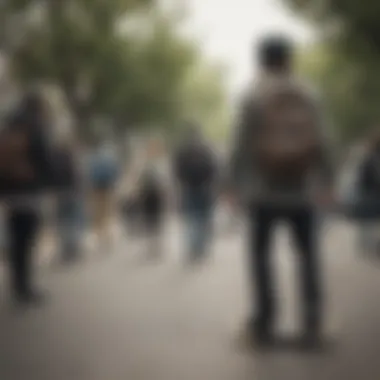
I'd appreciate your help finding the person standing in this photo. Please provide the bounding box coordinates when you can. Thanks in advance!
[228,36,335,347]
[173,125,218,264]
[89,140,120,249]
[55,139,85,264]
[1,90,58,305]
[137,138,168,259]
[138,166,165,259]
[349,132,380,256]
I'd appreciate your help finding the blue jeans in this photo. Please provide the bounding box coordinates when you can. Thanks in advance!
[182,190,213,259]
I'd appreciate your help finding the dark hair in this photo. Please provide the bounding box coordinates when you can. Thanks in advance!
[258,35,294,71]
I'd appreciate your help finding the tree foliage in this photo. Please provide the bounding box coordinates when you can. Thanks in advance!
[180,61,230,141]
[286,0,380,143]
[1,0,228,141]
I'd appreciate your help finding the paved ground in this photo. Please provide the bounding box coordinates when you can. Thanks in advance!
[1,216,380,380]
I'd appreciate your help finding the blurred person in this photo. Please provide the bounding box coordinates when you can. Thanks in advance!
[120,191,142,236]
[89,139,120,249]
[1,90,58,305]
[349,131,380,256]
[138,166,166,259]
[140,137,168,258]
[228,35,334,347]
[54,139,86,264]
[173,124,218,264]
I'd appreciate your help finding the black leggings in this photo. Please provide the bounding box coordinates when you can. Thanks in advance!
[248,204,322,330]
[7,209,40,297]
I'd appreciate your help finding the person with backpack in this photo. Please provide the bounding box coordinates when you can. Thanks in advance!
[173,125,218,264]
[228,36,335,347]
[1,90,58,305]
[89,140,120,249]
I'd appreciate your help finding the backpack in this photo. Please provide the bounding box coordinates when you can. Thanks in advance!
[255,84,321,182]
[0,125,42,197]
[0,130,33,182]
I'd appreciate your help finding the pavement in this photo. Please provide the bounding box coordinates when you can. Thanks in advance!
[1,215,380,380]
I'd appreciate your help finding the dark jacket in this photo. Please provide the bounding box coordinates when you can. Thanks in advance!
[140,172,164,216]
[0,109,57,197]
[173,140,218,194]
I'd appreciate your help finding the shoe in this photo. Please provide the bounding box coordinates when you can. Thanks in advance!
[299,329,323,350]
[237,319,273,350]
[300,315,322,350]
[15,289,48,307]
[252,321,273,347]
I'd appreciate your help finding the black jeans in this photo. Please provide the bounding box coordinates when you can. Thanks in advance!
[248,203,322,331]
[7,209,40,298]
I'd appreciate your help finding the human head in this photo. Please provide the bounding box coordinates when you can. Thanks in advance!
[258,35,294,73]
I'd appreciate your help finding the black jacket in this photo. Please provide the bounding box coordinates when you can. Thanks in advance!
[173,141,218,192]
[0,110,57,197]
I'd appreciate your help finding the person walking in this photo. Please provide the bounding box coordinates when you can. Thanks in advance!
[173,125,218,264]
[349,132,380,256]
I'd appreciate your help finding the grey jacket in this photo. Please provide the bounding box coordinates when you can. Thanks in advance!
[228,73,335,206]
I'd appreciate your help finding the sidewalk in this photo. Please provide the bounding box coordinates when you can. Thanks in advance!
[2,217,380,380]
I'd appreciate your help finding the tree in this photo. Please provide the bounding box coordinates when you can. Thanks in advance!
[285,0,380,143]
[284,0,380,53]
[179,60,230,142]
[6,0,198,138]
[9,0,152,133]
[3,0,228,145]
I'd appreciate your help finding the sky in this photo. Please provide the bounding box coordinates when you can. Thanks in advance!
[182,0,315,97]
